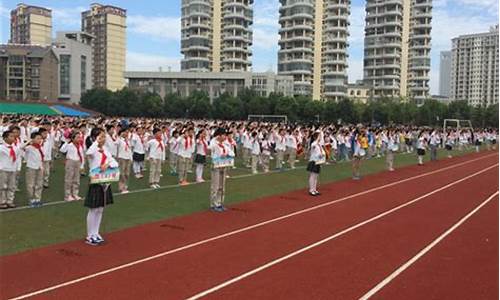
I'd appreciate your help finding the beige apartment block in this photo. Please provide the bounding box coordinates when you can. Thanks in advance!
[450,25,499,107]
[363,0,432,103]
[181,0,253,72]
[82,3,127,91]
[10,3,52,46]
[277,0,350,101]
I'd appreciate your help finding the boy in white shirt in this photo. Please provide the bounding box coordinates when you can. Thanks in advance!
[169,131,180,176]
[131,127,146,178]
[0,130,20,209]
[250,131,261,174]
[177,127,195,185]
[60,132,84,201]
[116,128,133,193]
[147,128,165,188]
[24,131,45,207]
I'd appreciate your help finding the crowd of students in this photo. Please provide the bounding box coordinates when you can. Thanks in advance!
[0,116,497,245]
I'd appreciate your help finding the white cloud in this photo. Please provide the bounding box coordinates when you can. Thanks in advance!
[126,51,181,72]
[253,27,279,50]
[128,15,181,42]
[51,6,86,27]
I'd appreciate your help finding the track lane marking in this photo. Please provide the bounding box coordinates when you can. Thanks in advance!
[6,155,497,300]
[359,190,499,300]
[185,164,498,300]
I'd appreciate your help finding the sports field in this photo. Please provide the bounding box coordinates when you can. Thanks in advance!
[0,148,498,299]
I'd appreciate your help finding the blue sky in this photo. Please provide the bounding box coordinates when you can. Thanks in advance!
[0,0,498,94]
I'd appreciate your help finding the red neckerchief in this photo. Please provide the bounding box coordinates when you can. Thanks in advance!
[123,138,129,151]
[184,136,191,149]
[75,142,83,163]
[8,145,16,162]
[14,138,20,146]
[200,137,208,154]
[157,137,164,151]
[32,143,44,161]
[218,142,226,155]
[98,148,107,167]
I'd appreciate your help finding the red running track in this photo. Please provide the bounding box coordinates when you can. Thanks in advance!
[0,151,498,300]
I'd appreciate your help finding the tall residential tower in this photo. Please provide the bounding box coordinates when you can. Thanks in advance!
[10,3,52,46]
[363,0,432,103]
[450,25,499,106]
[277,0,350,101]
[82,3,127,91]
[181,0,254,72]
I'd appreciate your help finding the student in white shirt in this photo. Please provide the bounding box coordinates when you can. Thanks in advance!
[307,132,325,196]
[177,127,195,185]
[131,127,146,178]
[260,133,272,173]
[60,132,84,201]
[39,127,53,188]
[194,129,209,182]
[209,128,234,212]
[84,129,119,246]
[24,131,45,207]
[416,131,427,165]
[116,128,133,193]
[386,130,398,171]
[250,131,261,174]
[0,130,21,209]
[105,125,118,157]
[146,128,165,189]
[241,129,252,168]
[286,130,299,169]
[274,129,287,170]
[168,131,180,176]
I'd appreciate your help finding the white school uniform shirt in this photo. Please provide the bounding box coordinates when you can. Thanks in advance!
[274,133,287,151]
[210,139,235,159]
[86,142,118,170]
[177,135,195,159]
[131,133,146,154]
[24,144,44,170]
[251,137,261,155]
[261,139,272,156]
[429,132,440,146]
[13,138,24,171]
[196,137,209,156]
[60,142,84,162]
[417,136,426,149]
[286,134,298,149]
[309,141,325,162]
[41,137,53,161]
[169,137,179,154]
[147,138,166,160]
[242,132,252,149]
[116,137,133,160]
[0,143,21,172]
[105,133,118,157]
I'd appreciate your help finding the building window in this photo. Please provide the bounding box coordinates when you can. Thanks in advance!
[60,55,71,95]
[81,55,87,92]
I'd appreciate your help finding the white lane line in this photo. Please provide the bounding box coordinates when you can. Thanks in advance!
[359,190,499,300]
[184,164,498,300]
[7,159,497,300]
[1,151,494,213]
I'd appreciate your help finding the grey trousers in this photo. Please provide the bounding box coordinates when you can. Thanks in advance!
[210,168,227,208]
[64,159,81,199]
[26,167,43,200]
[0,170,16,205]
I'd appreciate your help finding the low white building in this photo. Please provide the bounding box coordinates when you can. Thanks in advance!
[52,31,93,104]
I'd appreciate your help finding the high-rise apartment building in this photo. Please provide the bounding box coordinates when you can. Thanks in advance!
[363,0,432,103]
[450,25,499,106]
[439,50,451,97]
[82,3,126,91]
[277,0,350,101]
[10,3,52,46]
[181,0,253,72]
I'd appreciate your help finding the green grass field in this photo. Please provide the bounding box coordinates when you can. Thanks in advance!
[0,148,481,256]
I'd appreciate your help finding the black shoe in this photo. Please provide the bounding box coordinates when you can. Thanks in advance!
[43,185,49,189]
[309,192,318,197]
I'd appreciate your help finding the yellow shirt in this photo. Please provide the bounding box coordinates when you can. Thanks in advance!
[360,136,369,149]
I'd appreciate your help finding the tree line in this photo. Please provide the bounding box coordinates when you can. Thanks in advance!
[80,88,499,127]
